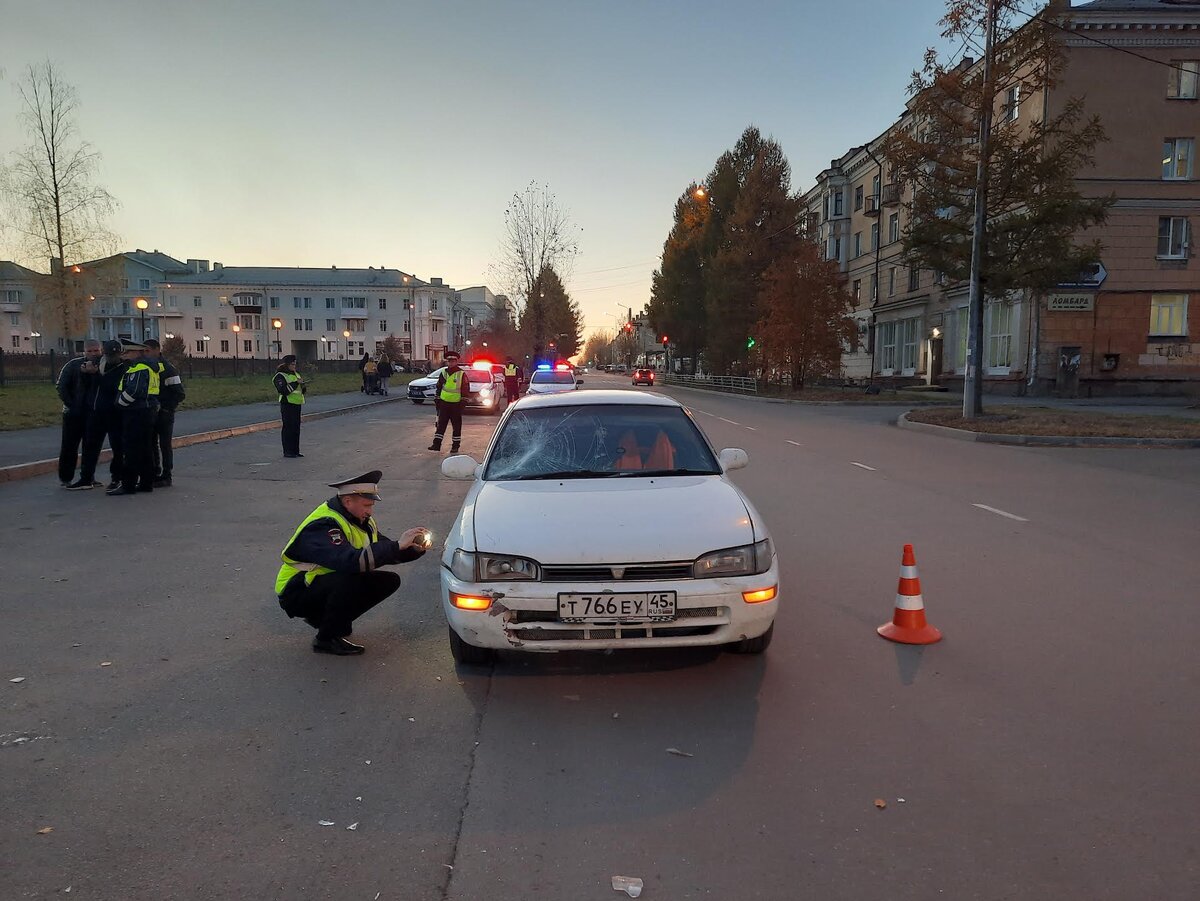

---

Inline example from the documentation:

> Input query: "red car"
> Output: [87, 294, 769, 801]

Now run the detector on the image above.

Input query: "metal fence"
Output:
[660, 373, 758, 395]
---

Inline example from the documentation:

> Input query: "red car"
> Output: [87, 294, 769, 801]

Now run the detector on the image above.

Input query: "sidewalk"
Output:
[0, 390, 403, 471]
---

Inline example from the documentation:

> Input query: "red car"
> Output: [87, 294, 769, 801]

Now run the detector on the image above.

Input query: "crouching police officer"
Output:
[275, 470, 431, 655]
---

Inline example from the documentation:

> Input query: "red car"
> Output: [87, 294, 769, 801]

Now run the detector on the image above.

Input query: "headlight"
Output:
[479, 386, 492, 396]
[693, 539, 772, 578]
[450, 549, 540, 582]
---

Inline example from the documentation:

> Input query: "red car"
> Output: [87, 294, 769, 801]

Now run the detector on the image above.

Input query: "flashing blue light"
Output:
[536, 364, 551, 370]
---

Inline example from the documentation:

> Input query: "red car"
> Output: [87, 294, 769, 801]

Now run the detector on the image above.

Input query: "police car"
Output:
[408, 362, 506, 414]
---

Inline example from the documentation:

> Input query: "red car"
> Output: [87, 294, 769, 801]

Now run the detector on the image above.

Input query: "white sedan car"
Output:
[524, 366, 580, 396]
[438, 390, 779, 664]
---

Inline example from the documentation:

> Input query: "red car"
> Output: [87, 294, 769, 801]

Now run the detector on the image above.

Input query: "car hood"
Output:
[469, 476, 756, 563]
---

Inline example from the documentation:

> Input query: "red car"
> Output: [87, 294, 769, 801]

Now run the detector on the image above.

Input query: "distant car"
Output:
[525, 367, 579, 396]
[437, 390, 778, 664]
[408, 367, 445, 403]
[408, 366, 506, 414]
[632, 368, 655, 386]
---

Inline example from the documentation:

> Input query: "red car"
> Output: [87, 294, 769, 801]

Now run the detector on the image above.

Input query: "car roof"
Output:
[513, 389, 679, 409]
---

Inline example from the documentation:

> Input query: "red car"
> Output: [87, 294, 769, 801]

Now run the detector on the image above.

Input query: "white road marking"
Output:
[786, 440, 802, 447]
[744, 426, 757, 431]
[719, 417, 740, 425]
[696, 410, 715, 417]
[972, 503, 1029, 522]
[849, 462, 877, 471]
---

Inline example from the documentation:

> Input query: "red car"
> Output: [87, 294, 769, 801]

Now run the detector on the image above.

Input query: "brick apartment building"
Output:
[805, 0, 1199, 396]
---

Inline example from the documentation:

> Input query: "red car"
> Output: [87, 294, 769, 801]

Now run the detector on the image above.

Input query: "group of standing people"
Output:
[359, 352, 395, 395]
[57, 338, 185, 494]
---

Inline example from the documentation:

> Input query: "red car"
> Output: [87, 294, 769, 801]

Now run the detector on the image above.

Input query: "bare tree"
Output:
[1, 60, 119, 340]
[494, 181, 581, 320]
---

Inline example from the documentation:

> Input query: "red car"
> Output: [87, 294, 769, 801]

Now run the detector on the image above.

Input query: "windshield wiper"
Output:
[618, 468, 720, 477]
[515, 470, 624, 481]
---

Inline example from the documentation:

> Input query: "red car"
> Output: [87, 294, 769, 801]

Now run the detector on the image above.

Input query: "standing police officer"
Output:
[275, 470, 430, 655]
[79, 339, 128, 491]
[108, 341, 160, 495]
[503, 356, 523, 403]
[428, 350, 465, 453]
[144, 338, 185, 487]
[274, 354, 306, 458]
[59, 339, 102, 489]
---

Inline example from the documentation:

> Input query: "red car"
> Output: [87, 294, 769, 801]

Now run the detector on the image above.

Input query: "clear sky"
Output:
[2, 0, 975, 338]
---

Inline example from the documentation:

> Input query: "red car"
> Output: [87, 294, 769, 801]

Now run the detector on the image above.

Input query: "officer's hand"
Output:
[397, 527, 432, 552]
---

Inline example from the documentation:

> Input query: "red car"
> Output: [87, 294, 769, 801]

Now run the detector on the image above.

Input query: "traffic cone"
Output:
[877, 544, 942, 645]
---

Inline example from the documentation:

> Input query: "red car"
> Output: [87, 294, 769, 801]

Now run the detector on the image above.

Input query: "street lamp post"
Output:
[320, 335, 328, 361]
[231, 323, 241, 375]
[271, 318, 283, 362]
[135, 297, 149, 341]
[342, 329, 351, 363]
[202, 335, 211, 357]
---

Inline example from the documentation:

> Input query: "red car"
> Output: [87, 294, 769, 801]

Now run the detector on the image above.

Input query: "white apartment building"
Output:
[0, 261, 44, 353]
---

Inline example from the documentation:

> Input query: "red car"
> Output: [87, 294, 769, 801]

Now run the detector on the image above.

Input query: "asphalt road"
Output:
[4, 374, 1198, 900]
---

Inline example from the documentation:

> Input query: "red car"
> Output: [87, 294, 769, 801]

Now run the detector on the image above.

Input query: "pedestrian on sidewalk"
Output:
[428, 350, 465, 453]
[377, 354, 393, 395]
[109, 342, 160, 495]
[77, 340, 129, 491]
[145, 338, 185, 487]
[274, 354, 306, 458]
[58, 339, 102, 489]
[274, 470, 430, 655]
[358, 351, 371, 393]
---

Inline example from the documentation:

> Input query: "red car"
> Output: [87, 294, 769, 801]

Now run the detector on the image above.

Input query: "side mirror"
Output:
[718, 448, 749, 472]
[442, 454, 481, 480]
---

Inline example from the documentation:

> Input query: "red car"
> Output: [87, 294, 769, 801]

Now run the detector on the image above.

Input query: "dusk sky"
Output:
[2, 0, 992, 338]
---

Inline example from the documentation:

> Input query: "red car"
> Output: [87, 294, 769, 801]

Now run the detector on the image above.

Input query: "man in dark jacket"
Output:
[144, 339, 185, 487]
[59, 339, 102, 488]
[274, 470, 431, 655]
[77, 339, 128, 491]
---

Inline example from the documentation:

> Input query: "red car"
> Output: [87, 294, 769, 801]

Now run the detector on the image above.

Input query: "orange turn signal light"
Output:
[451, 592, 492, 611]
[742, 586, 777, 604]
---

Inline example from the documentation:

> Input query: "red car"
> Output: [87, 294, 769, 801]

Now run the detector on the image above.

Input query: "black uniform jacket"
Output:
[158, 359, 186, 412]
[284, 496, 426, 577]
[56, 357, 99, 416]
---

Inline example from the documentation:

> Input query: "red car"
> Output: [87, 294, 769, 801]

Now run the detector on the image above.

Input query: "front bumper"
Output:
[440, 563, 779, 653]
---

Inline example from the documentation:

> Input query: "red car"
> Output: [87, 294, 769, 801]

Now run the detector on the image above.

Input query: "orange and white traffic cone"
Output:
[877, 544, 942, 645]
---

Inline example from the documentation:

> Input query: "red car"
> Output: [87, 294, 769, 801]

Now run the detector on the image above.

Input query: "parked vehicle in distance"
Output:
[407, 367, 444, 403]
[525, 365, 580, 396]
[632, 368, 655, 386]
[437, 390, 778, 665]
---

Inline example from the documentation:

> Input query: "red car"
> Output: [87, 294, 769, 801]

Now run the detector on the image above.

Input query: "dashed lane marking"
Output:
[849, 462, 877, 471]
[786, 440, 802, 447]
[719, 417, 740, 425]
[744, 426, 757, 431]
[972, 503, 1029, 522]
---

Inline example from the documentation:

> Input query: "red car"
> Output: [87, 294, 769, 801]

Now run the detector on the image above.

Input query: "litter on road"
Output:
[612, 875, 644, 897]
[666, 747, 694, 758]
[318, 820, 335, 826]
[9, 677, 25, 683]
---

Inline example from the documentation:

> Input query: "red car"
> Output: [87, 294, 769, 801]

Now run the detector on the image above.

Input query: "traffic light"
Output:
[661, 335, 668, 346]
[624, 322, 633, 333]
[747, 336, 756, 349]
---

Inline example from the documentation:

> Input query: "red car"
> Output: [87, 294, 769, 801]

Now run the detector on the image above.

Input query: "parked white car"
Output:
[438, 390, 779, 664]
[524, 365, 580, 396]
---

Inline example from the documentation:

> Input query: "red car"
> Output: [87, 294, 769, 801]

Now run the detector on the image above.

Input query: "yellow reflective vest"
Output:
[274, 502, 379, 595]
[280, 371, 305, 405]
[120, 361, 161, 396]
[439, 368, 463, 403]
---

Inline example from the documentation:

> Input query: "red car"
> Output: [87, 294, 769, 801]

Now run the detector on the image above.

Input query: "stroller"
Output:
[362, 360, 382, 394]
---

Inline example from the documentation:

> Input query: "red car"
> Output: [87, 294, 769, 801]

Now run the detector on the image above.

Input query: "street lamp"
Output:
[29, 330, 42, 354]
[271, 318, 283, 361]
[231, 323, 241, 374]
[202, 334, 211, 358]
[342, 329, 351, 362]
[135, 297, 149, 340]
[320, 335, 328, 361]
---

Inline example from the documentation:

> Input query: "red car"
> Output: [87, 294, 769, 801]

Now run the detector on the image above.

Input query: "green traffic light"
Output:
[747, 337, 756, 349]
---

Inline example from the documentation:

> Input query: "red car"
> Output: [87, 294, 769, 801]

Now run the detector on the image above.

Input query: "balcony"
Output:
[881, 183, 901, 206]
[1, 303, 22, 314]
[864, 196, 881, 216]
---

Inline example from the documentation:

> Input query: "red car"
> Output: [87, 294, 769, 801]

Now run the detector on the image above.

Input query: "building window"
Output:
[1167, 61, 1199, 99]
[345, 320, 364, 333]
[854, 185, 864, 210]
[238, 314, 261, 330]
[138, 278, 151, 291]
[1163, 138, 1194, 180]
[243, 339, 252, 353]
[877, 321, 897, 373]
[1157, 217, 1190, 259]
[168, 295, 178, 308]
[220, 340, 229, 353]
[900, 318, 920, 372]
[888, 267, 896, 296]
[1004, 85, 1020, 122]
[9, 313, 18, 325]
[326, 297, 336, 309]
[432, 321, 439, 334]
[304, 319, 312, 331]
[909, 268, 921, 292]
[430, 299, 439, 313]
[987, 303, 1014, 370]
[270, 297, 280, 309]
[218, 318, 227, 330]
[193, 296, 202, 307]
[871, 223, 879, 250]
[343, 296, 366, 310]
[830, 237, 841, 261]
[3, 289, 20, 303]
[403, 297, 411, 311]
[195, 340, 205, 353]
[888, 213, 900, 244]
[292, 297, 301, 309]
[378, 298, 387, 310]
[379, 320, 387, 332]
[326, 318, 336, 331]
[870, 273, 878, 302]
[294, 318, 303, 330]
[853, 279, 862, 300]
[871, 173, 881, 201]
[194, 317, 203, 330]
[1150, 293, 1188, 336]
[10, 335, 19, 349]
[403, 320, 410, 333]
[122, 278, 130, 290]
[853, 232, 862, 257]
[833, 191, 844, 216]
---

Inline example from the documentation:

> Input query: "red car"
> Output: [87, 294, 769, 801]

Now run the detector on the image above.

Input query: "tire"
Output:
[726, 622, 773, 655]
[449, 626, 495, 666]
[411, 399, 424, 405]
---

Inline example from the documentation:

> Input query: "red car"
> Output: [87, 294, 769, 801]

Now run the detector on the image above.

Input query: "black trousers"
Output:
[433, 401, 463, 446]
[58, 413, 90, 483]
[153, 408, 175, 479]
[280, 401, 302, 455]
[504, 379, 519, 401]
[279, 571, 402, 641]
[80, 408, 123, 484]
[121, 406, 157, 490]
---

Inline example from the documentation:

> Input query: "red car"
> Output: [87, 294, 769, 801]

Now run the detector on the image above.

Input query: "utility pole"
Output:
[965, 0, 998, 419]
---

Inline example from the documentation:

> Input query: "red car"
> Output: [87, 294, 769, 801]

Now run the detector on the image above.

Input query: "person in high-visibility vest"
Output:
[428, 350, 465, 453]
[503, 356, 522, 402]
[275, 469, 431, 655]
[274, 354, 307, 458]
[108, 341, 161, 495]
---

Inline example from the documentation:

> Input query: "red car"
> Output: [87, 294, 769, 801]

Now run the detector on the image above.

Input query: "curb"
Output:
[0, 395, 407, 485]
[896, 411, 1200, 448]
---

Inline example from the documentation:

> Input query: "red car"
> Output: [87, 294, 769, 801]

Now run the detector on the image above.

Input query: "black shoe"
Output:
[312, 636, 365, 655]
[65, 479, 101, 491]
[283, 453, 304, 458]
[107, 486, 138, 496]
[106, 481, 120, 491]
[153, 478, 172, 488]
[450, 445, 460, 453]
[428, 444, 441, 451]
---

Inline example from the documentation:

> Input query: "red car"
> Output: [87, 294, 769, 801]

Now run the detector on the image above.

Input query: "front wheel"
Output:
[449, 626, 495, 666]
[726, 622, 773, 655]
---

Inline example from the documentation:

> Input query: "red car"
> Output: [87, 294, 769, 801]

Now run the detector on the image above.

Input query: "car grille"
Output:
[540, 562, 693, 582]
[507, 606, 728, 642]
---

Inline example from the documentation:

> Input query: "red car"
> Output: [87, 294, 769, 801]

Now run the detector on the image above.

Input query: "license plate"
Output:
[557, 592, 676, 623]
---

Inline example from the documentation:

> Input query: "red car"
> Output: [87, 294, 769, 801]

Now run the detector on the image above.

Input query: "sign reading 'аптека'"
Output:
[1048, 293, 1094, 312]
